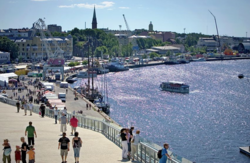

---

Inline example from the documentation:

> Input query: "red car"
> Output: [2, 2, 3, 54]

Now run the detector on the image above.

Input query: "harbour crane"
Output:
[31, 18, 64, 62]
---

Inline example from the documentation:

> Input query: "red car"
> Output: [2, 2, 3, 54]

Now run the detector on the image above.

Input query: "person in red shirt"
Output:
[15, 146, 21, 163]
[70, 116, 78, 135]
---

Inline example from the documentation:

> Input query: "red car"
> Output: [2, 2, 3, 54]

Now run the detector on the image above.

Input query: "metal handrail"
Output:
[0, 98, 192, 163]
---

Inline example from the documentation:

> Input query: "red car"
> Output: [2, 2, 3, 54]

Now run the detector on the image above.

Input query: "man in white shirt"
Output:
[28, 101, 33, 116]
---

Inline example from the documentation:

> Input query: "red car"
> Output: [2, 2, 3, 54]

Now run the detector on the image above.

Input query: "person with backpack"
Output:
[72, 132, 82, 163]
[158, 143, 171, 163]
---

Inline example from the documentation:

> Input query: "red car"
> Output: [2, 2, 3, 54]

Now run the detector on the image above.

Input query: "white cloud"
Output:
[59, 1, 115, 9]
[119, 7, 129, 9]
[31, 0, 48, 1]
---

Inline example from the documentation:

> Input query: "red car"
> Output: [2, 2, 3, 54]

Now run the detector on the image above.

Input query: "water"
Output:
[71, 60, 250, 163]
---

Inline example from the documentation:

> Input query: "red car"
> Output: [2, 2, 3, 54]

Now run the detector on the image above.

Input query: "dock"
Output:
[239, 147, 250, 157]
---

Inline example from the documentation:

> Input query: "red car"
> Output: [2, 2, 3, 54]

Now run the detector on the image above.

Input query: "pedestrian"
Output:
[26, 146, 35, 163]
[126, 128, 132, 159]
[16, 100, 20, 113]
[131, 130, 141, 162]
[66, 88, 68, 94]
[23, 101, 28, 116]
[59, 113, 68, 135]
[39, 104, 45, 118]
[15, 146, 21, 163]
[2, 139, 11, 163]
[54, 107, 59, 124]
[62, 107, 67, 116]
[86, 103, 88, 110]
[25, 121, 37, 146]
[28, 101, 33, 116]
[72, 132, 82, 163]
[58, 132, 70, 163]
[120, 128, 128, 160]
[70, 116, 78, 135]
[159, 143, 172, 163]
[20, 137, 29, 163]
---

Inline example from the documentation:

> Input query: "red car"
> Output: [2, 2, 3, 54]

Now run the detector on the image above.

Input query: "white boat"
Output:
[192, 58, 206, 62]
[77, 70, 97, 78]
[160, 81, 189, 93]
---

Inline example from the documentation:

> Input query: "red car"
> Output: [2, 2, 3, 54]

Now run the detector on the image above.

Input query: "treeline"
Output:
[51, 28, 133, 57]
[0, 36, 19, 60]
[136, 38, 167, 49]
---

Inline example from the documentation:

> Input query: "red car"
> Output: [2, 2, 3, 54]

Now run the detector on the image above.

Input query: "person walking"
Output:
[58, 132, 70, 163]
[66, 89, 68, 94]
[70, 116, 78, 135]
[131, 130, 141, 162]
[54, 107, 59, 124]
[39, 104, 45, 118]
[16, 100, 20, 113]
[121, 128, 128, 160]
[59, 113, 68, 135]
[159, 143, 171, 163]
[26, 146, 35, 163]
[72, 132, 82, 163]
[28, 101, 33, 116]
[23, 101, 28, 116]
[25, 122, 37, 147]
[2, 139, 11, 163]
[86, 103, 88, 110]
[20, 137, 29, 163]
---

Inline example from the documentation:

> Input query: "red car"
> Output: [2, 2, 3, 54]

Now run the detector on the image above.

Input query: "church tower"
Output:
[149, 21, 153, 32]
[92, 6, 97, 29]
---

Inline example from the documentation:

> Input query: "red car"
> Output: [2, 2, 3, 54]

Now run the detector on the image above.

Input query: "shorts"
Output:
[60, 149, 68, 156]
[29, 159, 35, 163]
[61, 124, 67, 132]
[71, 126, 76, 133]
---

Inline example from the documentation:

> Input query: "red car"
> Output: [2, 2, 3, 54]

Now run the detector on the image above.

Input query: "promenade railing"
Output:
[0, 98, 192, 163]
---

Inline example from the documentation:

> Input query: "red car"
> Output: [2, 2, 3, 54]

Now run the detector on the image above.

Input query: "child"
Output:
[15, 146, 21, 163]
[2, 139, 11, 163]
[26, 146, 35, 163]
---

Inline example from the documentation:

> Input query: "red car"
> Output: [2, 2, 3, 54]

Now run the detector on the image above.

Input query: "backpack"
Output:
[157, 149, 162, 159]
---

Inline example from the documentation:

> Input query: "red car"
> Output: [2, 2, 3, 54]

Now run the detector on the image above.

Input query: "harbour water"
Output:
[71, 60, 250, 163]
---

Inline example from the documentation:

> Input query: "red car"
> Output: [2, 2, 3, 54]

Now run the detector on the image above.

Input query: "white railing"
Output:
[0, 98, 192, 163]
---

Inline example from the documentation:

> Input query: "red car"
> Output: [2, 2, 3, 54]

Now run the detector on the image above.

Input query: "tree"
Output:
[149, 52, 159, 58]
[166, 50, 172, 56]
[176, 38, 181, 44]
[95, 46, 108, 58]
[68, 62, 76, 67]
[82, 60, 88, 65]
[0, 36, 19, 60]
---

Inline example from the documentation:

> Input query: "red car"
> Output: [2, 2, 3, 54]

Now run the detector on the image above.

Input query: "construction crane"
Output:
[123, 14, 130, 33]
[31, 18, 64, 62]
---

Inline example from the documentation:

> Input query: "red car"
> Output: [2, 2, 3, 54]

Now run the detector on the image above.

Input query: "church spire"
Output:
[92, 6, 97, 29]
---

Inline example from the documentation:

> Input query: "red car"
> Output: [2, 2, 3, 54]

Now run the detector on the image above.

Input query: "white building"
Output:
[197, 37, 218, 51]
[0, 51, 10, 64]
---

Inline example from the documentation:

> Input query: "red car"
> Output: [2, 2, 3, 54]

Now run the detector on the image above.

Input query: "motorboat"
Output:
[238, 74, 244, 79]
[160, 81, 189, 93]
[105, 61, 129, 72]
[192, 58, 206, 62]
[178, 59, 190, 64]
[164, 56, 179, 65]
[66, 77, 77, 84]
[77, 70, 97, 78]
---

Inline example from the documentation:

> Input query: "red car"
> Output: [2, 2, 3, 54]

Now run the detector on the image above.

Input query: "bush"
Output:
[82, 60, 88, 65]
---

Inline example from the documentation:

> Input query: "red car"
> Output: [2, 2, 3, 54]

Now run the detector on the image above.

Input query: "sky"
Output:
[0, 0, 250, 37]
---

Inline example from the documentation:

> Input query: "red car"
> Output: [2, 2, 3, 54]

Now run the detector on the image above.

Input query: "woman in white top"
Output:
[131, 130, 140, 162]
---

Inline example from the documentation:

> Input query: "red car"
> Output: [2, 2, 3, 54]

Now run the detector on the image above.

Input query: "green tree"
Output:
[0, 36, 19, 60]
[149, 52, 160, 58]
[82, 60, 88, 65]
[68, 62, 76, 67]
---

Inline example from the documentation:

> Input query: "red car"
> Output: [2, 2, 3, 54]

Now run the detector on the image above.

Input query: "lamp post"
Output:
[209, 10, 221, 53]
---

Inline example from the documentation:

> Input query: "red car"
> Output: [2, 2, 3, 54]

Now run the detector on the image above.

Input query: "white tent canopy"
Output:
[0, 73, 18, 86]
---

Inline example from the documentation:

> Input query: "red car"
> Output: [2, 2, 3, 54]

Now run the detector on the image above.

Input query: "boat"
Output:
[160, 81, 189, 93]
[164, 56, 179, 65]
[238, 74, 244, 79]
[77, 70, 97, 78]
[66, 77, 77, 84]
[178, 59, 190, 64]
[105, 61, 129, 72]
[192, 58, 206, 62]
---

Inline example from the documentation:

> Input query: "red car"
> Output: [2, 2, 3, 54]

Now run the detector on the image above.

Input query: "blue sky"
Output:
[0, 0, 250, 37]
